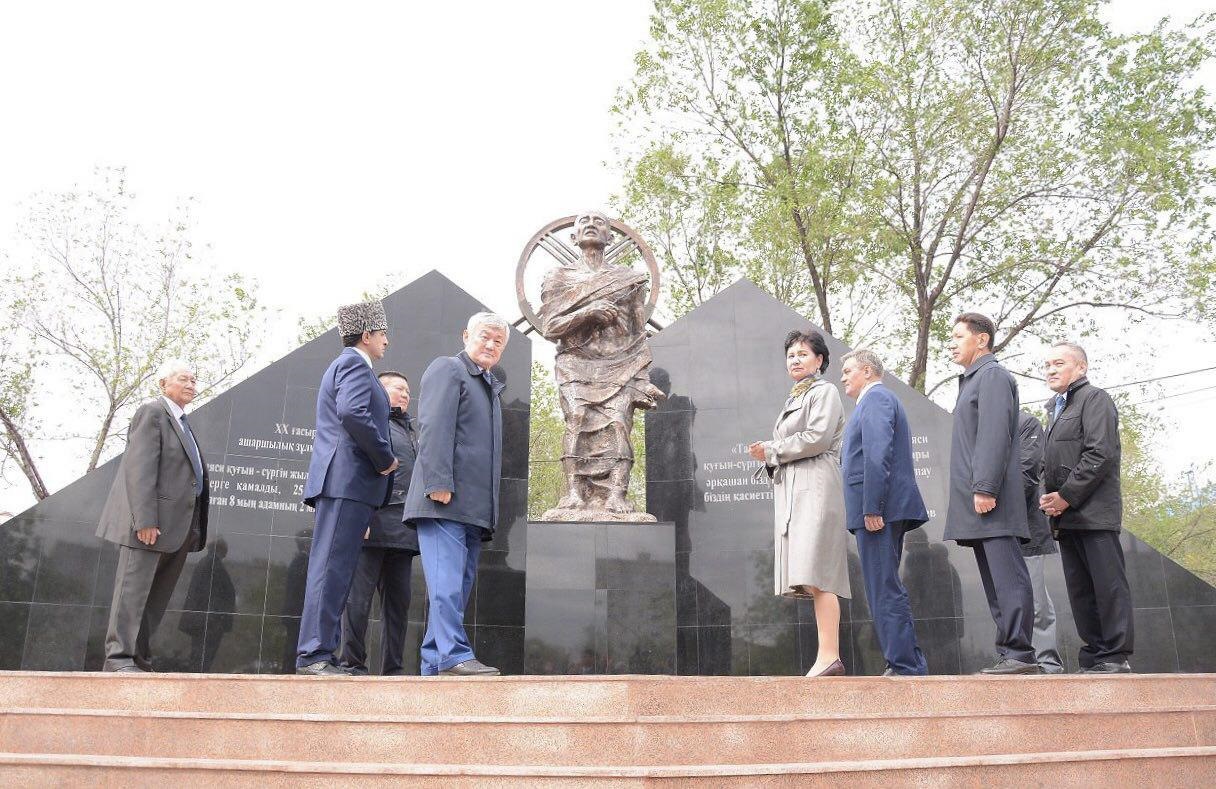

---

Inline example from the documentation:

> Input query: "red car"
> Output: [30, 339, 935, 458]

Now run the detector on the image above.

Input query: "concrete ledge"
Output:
[0, 747, 1213, 784]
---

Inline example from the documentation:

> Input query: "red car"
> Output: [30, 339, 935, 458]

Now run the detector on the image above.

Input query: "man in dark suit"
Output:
[338, 370, 420, 676]
[945, 313, 1038, 675]
[1017, 411, 1064, 673]
[403, 312, 509, 676]
[1039, 341, 1133, 673]
[840, 349, 930, 676]
[97, 359, 209, 672]
[296, 301, 397, 676]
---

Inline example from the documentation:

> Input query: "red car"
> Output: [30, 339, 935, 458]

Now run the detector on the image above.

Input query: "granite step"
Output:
[2, 706, 1213, 766]
[0, 747, 1213, 787]
[0, 671, 1212, 718]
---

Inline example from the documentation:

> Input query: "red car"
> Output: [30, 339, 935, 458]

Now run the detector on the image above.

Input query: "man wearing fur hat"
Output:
[296, 300, 398, 675]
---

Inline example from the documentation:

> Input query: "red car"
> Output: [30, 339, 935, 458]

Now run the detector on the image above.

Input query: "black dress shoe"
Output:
[1082, 660, 1132, 674]
[439, 659, 500, 676]
[882, 667, 897, 677]
[979, 658, 1042, 675]
[296, 660, 347, 676]
[115, 665, 149, 673]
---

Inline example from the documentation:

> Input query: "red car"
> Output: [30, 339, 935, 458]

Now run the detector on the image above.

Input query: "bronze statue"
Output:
[522, 211, 665, 522]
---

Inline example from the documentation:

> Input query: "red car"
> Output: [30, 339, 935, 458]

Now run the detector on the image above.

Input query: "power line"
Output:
[1129, 383, 1216, 407]
[1107, 366, 1216, 390]
[1012, 365, 1216, 389]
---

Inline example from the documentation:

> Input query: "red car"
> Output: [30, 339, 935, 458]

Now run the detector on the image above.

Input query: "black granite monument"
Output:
[644, 279, 1216, 675]
[0, 271, 530, 675]
[2, 275, 1214, 676]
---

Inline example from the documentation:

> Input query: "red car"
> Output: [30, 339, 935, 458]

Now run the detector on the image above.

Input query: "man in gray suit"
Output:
[97, 359, 209, 672]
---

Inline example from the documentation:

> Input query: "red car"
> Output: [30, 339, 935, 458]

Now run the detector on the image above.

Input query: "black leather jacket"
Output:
[1043, 377, 1122, 532]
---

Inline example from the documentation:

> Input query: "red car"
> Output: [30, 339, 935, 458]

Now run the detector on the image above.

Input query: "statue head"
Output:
[570, 211, 613, 253]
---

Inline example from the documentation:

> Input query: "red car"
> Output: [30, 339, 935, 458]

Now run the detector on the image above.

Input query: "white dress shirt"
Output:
[160, 395, 186, 420]
[856, 380, 881, 405]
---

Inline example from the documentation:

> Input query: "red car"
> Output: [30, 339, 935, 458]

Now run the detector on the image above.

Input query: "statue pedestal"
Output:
[523, 520, 676, 674]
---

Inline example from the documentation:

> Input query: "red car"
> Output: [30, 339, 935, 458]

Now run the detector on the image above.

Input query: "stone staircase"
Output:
[0, 672, 1213, 786]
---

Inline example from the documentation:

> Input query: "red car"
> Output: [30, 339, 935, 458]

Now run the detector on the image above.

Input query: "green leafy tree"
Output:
[616, 0, 1216, 391]
[615, 0, 873, 334]
[1120, 402, 1216, 585]
[853, 0, 1216, 392]
[0, 167, 267, 500]
[0, 337, 46, 500]
[528, 362, 565, 519]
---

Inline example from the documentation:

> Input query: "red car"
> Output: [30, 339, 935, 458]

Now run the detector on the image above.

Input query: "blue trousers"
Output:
[415, 517, 483, 674]
[296, 496, 375, 667]
[854, 521, 927, 675]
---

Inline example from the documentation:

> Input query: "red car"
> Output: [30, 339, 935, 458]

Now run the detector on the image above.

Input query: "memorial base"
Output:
[523, 520, 676, 674]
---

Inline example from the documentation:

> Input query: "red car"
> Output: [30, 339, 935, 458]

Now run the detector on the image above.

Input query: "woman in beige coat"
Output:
[749, 329, 850, 677]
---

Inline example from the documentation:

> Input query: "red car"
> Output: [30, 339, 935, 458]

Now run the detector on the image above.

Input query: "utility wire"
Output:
[1013, 364, 1216, 391]
[1106, 366, 1216, 390]
[1129, 383, 1216, 407]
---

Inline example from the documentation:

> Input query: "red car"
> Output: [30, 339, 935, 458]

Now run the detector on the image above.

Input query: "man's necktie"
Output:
[179, 414, 205, 496]
[1052, 394, 1066, 423]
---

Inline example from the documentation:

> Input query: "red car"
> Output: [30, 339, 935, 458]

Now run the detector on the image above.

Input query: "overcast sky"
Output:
[1, 0, 1214, 515]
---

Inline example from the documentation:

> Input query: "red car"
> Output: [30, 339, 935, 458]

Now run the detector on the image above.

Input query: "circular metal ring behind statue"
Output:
[515, 215, 661, 334]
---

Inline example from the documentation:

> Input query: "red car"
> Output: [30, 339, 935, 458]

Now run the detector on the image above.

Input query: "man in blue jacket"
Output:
[840, 349, 930, 676]
[296, 300, 397, 676]
[403, 311, 508, 676]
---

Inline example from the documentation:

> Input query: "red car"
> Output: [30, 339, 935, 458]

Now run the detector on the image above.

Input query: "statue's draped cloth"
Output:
[540, 263, 652, 478]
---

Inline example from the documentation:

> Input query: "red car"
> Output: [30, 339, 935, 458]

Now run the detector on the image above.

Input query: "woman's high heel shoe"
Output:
[806, 658, 846, 677]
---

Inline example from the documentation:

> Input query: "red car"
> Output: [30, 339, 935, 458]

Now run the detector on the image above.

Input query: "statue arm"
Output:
[542, 299, 617, 339]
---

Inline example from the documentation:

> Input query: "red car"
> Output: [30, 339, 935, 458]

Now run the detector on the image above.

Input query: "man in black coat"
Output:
[1039, 342, 1133, 673]
[944, 313, 1039, 675]
[1017, 412, 1063, 673]
[339, 371, 420, 676]
[403, 312, 509, 676]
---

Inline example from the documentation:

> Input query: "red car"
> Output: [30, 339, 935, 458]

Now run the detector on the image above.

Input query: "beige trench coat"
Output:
[763, 378, 850, 599]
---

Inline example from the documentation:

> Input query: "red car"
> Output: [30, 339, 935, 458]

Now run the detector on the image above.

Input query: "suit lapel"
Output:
[160, 399, 193, 460]
[775, 384, 813, 435]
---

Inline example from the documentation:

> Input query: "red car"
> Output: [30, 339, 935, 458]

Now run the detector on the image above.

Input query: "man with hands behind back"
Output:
[296, 300, 397, 676]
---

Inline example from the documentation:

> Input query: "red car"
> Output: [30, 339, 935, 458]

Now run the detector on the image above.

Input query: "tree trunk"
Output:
[790, 207, 833, 334]
[909, 305, 933, 393]
[0, 404, 49, 500]
[87, 408, 117, 473]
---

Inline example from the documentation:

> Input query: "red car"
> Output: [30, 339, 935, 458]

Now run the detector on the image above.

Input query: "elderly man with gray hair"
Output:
[403, 312, 510, 676]
[97, 359, 209, 671]
[1040, 341, 1133, 673]
[840, 348, 930, 675]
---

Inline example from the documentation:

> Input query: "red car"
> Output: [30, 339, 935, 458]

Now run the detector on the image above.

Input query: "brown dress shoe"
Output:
[807, 659, 846, 677]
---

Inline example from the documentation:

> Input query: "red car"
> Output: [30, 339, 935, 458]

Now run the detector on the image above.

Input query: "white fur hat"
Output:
[337, 300, 388, 336]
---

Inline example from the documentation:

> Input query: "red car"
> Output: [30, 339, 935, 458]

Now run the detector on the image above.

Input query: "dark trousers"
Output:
[972, 535, 1035, 664]
[339, 547, 416, 675]
[103, 522, 198, 671]
[416, 517, 483, 675]
[855, 521, 926, 675]
[296, 496, 375, 668]
[1058, 530, 1134, 667]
